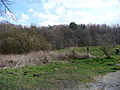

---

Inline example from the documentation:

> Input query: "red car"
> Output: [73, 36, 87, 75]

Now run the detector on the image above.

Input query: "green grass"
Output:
[0, 46, 120, 90]
[57, 46, 104, 57]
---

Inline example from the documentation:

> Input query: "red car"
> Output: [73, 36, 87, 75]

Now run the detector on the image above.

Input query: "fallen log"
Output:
[65, 50, 95, 59]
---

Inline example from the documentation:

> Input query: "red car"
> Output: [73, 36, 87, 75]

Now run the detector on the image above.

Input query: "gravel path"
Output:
[64, 71, 120, 90]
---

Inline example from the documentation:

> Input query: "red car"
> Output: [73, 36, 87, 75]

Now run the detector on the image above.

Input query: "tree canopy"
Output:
[69, 22, 78, 30]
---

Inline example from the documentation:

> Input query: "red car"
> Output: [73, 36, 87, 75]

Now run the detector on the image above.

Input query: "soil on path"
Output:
[64, 71, 120, 90]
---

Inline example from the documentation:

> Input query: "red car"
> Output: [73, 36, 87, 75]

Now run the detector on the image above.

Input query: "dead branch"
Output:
[0, 0, 16, 20]
[66, 50, 95, 59]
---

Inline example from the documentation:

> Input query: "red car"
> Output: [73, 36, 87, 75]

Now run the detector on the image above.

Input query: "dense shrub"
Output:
[0, 27, 49, 54]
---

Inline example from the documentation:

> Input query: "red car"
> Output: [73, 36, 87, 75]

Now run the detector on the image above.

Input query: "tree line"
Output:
[0, 21, 120, 54]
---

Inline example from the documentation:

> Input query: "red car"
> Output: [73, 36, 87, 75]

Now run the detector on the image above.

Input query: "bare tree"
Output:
[96, 29, 115, 59]
[0, 0, 15, 20]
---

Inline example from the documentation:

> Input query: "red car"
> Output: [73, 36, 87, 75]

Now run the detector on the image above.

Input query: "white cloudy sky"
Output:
[0, 0, 120, 26]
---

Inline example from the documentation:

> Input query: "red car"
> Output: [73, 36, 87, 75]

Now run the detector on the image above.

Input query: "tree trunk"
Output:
[101, 47, 112, 59]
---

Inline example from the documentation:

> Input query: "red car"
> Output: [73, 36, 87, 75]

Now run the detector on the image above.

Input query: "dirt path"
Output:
[64, 71, 120, 90]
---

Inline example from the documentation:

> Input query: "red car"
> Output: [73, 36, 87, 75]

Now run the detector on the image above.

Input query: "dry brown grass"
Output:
[0, 51, 67, 68]
[0, 49, 95, 68]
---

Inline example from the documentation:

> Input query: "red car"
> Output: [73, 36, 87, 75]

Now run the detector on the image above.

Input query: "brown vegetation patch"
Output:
[0, 50, 95, 68]
[0, 51, 67, 68]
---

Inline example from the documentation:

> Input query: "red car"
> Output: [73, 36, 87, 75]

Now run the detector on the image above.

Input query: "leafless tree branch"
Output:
[0, 0, 16, 20]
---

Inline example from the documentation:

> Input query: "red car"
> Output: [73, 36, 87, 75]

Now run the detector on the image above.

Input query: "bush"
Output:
[0, 38, 22, 54]
[0, 27, 49, 54]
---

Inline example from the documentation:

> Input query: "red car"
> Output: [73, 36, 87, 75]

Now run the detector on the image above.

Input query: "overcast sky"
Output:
[0, 0, 120, 26]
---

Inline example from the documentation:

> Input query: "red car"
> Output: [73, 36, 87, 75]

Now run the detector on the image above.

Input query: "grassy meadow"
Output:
[0, 46, 120, 90]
